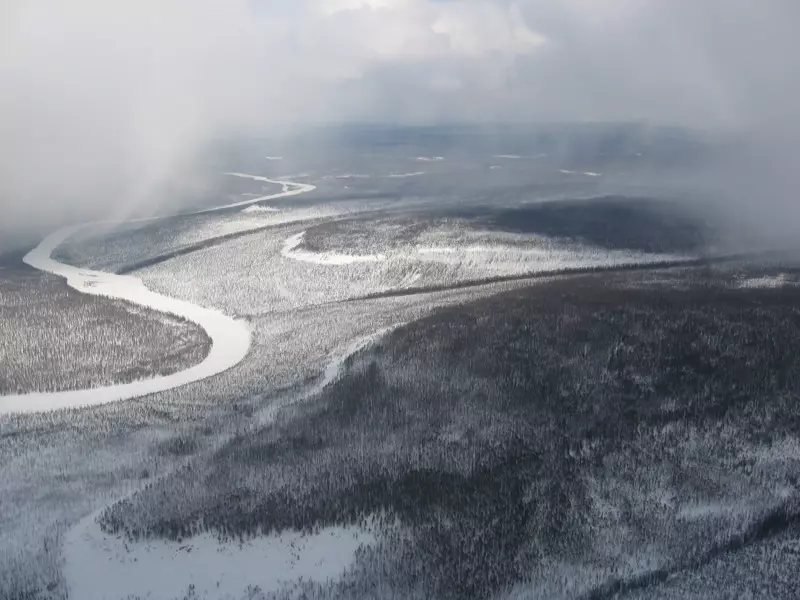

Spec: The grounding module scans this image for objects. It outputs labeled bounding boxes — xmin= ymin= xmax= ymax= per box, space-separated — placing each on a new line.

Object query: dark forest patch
xmin=484 ymin=196 xmax=714 ymax=253
xmin=99 ymin=269 xmax=800 ymax=599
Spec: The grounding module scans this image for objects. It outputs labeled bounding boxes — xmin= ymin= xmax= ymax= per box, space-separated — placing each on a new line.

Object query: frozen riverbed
xmin=0 ymin=175 xmax=316 ymax=414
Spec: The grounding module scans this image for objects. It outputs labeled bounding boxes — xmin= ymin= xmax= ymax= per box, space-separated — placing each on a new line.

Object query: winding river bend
xmin=0 ymin=175 xmax=316 ymax=415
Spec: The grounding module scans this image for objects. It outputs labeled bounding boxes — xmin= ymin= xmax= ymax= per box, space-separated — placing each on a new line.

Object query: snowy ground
xmin=2 ymin=145 xmax=771 ymax=599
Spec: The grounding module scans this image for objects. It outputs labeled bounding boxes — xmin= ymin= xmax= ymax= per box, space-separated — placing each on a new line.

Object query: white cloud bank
xmin=1 ymin=0 xmax=799 ymax=229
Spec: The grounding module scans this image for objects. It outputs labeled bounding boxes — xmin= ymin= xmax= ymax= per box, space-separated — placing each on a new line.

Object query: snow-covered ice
xmin=241 ymin=204 xmax=280 ymax=213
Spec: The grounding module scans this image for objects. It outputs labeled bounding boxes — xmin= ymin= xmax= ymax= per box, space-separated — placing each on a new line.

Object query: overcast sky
xmin=1 ymin=0 xmax=799 ymax=229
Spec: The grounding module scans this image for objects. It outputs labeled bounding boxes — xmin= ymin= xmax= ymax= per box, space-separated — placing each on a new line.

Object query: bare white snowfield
xmin=63 ymin=517 xmax=375 ymax=600
xmin=0 ymin=174 xmax=316 ymax=415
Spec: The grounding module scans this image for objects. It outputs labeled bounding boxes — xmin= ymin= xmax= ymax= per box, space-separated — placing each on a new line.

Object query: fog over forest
xmin=2 ymin=0 xmax=799 ymax=234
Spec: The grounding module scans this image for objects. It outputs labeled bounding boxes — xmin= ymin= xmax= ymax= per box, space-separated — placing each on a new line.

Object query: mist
xmin=1 ymin=0 xmax=799 ymax=244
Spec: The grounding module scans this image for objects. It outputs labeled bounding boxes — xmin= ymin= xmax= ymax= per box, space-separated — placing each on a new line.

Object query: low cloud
xmin=1 ymin=0 xmax=798 ymax=234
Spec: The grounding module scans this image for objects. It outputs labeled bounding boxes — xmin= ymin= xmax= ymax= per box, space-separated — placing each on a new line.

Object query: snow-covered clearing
xmin=0 ymin=174 xmax=316 ymax=414
xmin=278 ymin=229 xmax=684 ymax=280
xmin=241 ymin=204 xmax=280 ymax=213
xmin=63 ymin=516 xmax=375 ymax=600
xmin=281 ymin=232 xmax=387 ymax=265
xmin=738 ymin=274 xmax=791 ymax=289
